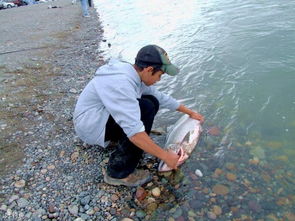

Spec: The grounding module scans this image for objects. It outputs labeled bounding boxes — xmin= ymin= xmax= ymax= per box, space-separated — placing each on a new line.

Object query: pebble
xmin=212 ymin=184 xmax=229 ymax=195
xmin=111 ymin=194 xmax=119 ymax=202
xmin=9 ymin=195 xmax=19 ymax=204
xmin=0 ymin=204 xmax=8 ymax=211
xmin=207 ymin=211 xmax=217 ymax=219
xmin=194 ymin=169 xmax=203 ymax=177
xmin=136 ymin=210 xmax=146 ymax=218
xmin=146 ymin=202 xmax=158 ymax=213
xmin=17 ymin=198 xmax=29 ymax=208
xmin=226 ymin=173 xmax=237 ymax=182
xmin=70 ymin=88 xmax=78 ymax=94
xmin=14 ymin=180 xmax=26 ymax=188
xmin=7 ymin=208 xmax=12 ymax=216
xmin=41 ymin=169 xmax=47 ymax=174
xmin=135 ymin=187 xmax=147 ymax=201
xmin=80 ymin=195 xmax=91 ymax=206
xmin=212 ymin=205 xmax=222 ymax=216
xmin=68 ymin=205 xmax=79 ymax=216
xmin=151 ymin=187 xmax=161 ymax=197
xmin=71 ymin=152 xmax=79 ymax=162
xmin=48 ymin=204 xmax=56 ymax=213
xmin=47 ymin=164 xmax=55 ymax=170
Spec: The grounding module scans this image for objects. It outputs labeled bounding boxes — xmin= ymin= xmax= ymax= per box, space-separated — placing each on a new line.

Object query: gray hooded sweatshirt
xmin=73 ymin=59 xmax=180 ymax=147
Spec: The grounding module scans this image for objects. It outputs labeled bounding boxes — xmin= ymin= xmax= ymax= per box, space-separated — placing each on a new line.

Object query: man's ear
xmin=145 ymin=66 xmax=154 ymax=73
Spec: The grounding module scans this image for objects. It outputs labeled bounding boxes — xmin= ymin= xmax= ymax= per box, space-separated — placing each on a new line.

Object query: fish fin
xmin=181 ymin=131 xmax=191 ymax=143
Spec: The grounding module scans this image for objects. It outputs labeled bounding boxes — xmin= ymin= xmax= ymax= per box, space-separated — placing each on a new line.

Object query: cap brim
xmin=164 ymin=64 xmax=179 ymax=76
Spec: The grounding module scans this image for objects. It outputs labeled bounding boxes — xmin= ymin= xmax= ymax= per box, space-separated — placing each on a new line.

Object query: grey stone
xmin=0 ymin=204 xmax=8 ymax=211
xmin=9 ymin=195 xmax=19 ymax=204
xmin=17 ymin=198 xmax=29 ymax=208
xmin=68 ymin=205 xmax=79 ymax=216
xmin=80 ymin=195 xmax=91 ymax=206
xmin=32 ymin=217 xmax=42 ymax=221
xmin=74 ymin=218 xmax=85 ymax=221
xmin=136 ymin=210 xmax=146 ymax=218
xmin=80 ymin=214 xmax=90 ymax=220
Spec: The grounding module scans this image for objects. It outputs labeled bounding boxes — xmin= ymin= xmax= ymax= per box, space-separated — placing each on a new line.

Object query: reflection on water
xmin=95 ymin=0 xmax=295 ymax=219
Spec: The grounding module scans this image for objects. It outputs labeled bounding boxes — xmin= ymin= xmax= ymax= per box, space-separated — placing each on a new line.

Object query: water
xmin=94 ymin=0 xmax=295 ymax=219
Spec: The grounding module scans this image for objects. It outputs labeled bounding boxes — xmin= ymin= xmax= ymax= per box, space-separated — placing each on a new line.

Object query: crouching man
xmin=73 ymin=45 xmax=204 ymax=187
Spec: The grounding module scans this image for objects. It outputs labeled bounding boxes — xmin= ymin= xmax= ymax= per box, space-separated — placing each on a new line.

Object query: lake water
xmin=94 ymin=0 xmax=295 ymax=219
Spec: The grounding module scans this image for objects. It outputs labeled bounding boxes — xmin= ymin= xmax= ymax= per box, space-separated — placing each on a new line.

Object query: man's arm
xmin=177 ymin=104 xmax=205 ymax=123
xmin=129 ymin=131 xmax=179 ymax=169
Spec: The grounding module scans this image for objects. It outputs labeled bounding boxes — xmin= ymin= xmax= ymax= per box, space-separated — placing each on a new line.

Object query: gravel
xmin=0 ymin=1 xmax=137 ymax=220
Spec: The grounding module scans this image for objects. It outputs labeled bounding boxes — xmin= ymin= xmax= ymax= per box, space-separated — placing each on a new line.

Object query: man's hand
xmin=189 ymin=111 xmax=205 ymax=124
xmin=163 ymin=151 xmax=179 ymax=170
xmin=177 ymin=104 xmax=205 ymax=124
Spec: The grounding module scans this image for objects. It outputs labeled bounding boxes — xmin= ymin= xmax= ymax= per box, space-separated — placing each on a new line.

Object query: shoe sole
xmin=104 ymin=174 xmax=151 ymax=187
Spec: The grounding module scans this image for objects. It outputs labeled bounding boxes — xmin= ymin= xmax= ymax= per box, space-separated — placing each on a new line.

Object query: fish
xmin=158 ymin=114 xmax=202 ymax=172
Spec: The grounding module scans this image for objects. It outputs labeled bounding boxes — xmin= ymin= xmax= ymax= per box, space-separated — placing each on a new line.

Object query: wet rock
xmin=212 ymin=184 xmax=229 ymax=195
xmin=135 ymin=187 xmax=147 ymax=201
xmin=225 ymin=163 xmax=236 ymax=171
xmin=207 ymin=211 xmax=217 ymax=219
xmin=226 ymin=173 xmax=237 ymax=182
xmin=146 ymin=202 xmax=158 ymax=214
xmin=136 ymin=210 xmax=146 ymax=218
xmin=175 ymin=216 xmax=185 ymax=221
xmin=276 ymin=197 xmax=290 ymax=206
xmin=284 ymin=213 xmax=295 ymax=221
xmin=194 ymin=169 xmax=203 ymax=177
xmin=213 ymin=168 xmax=223 ymax=177
xmin=188 ymin=210 xmax=197 ymax=217
xmin=261 ymin=200 xmax=277 ymax=211
xmin=249 ymin=157 xmax=260 ymax=165
xmin=267 ymin=214 xmax=279 ymax=221
xmin=250 ymin=146 xmax=265 ymax=159
xmin=212 ymin=205 xmax=222 ymax=216
xmin=207 ymin=126 xmax=221 ymax=136
xmin=151 ymin=187 xmax=161 ymax=197
xmin=248 ymin=200 xmax=262 ymax=213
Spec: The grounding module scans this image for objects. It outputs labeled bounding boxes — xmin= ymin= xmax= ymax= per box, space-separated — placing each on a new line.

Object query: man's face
xmin=142 ymin=67 xmax=165 ymax=86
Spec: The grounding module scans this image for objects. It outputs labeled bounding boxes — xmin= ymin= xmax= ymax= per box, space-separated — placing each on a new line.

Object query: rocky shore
xmin=0 ymin=1 xmax=132 ymax=220
xmin=1 ymin=1 xmax=295 ymax=221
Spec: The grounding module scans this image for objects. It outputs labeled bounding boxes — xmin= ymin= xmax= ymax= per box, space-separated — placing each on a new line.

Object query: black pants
xmin=105 ymin=95 xmax=159 ymax=179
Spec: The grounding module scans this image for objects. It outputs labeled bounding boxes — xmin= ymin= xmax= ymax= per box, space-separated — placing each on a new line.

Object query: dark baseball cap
xmin=135 ymin=45 xmax=179 ymax=76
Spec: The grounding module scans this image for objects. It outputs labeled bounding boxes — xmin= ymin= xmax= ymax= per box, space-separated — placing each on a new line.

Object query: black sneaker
xmin=104 ymin=169 xmax=151 ymax=187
